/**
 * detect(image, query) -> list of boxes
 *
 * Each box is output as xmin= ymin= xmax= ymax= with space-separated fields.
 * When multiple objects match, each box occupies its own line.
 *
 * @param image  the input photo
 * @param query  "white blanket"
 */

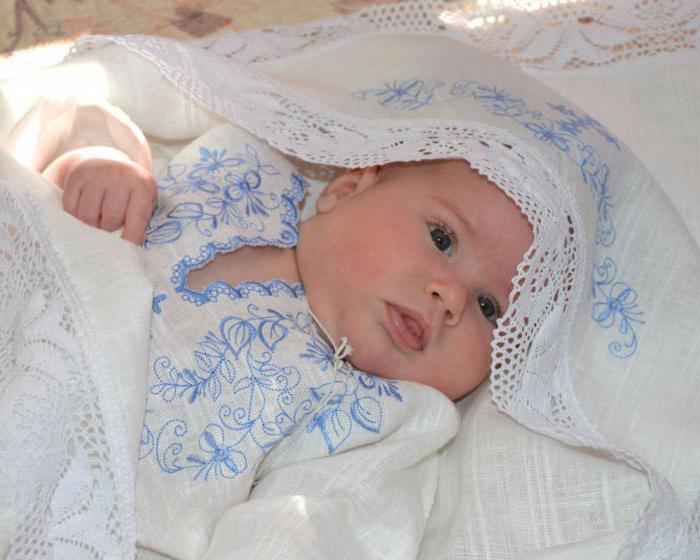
xmin=0 ymin=150 xmax=151 ymax=558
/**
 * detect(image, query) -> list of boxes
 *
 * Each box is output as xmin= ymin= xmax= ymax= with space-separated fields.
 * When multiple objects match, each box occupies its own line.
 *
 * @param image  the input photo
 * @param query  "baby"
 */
xmin=5 ymin=99 xmax=532 ymax=558
xmin=5 ymin=99 xmax=531 ymax=401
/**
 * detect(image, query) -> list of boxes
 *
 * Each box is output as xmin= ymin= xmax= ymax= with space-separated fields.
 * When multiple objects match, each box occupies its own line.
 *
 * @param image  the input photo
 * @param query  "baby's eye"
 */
xmin=428 ymin=223 xmax=453 ymax=256
xmin=478 ymin=294 xmax=500 ymax=324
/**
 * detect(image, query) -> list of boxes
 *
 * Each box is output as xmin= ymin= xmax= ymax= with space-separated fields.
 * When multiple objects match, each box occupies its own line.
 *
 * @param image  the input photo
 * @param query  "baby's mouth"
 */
xmin=385 ymin=303 xmax=428 ymax=352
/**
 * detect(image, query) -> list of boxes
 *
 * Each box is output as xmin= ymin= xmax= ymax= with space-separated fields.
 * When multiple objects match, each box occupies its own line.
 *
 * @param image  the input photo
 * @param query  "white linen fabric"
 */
xmin=1 ymin=0 xmax=699 ymax=558
xmin=538 ymin=58 xmax=700 ymax=247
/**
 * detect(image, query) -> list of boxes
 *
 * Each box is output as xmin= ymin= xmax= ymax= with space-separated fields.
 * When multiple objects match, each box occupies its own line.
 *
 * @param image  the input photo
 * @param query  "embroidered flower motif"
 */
xmin=190 ymin=147 xmax=244 ymax=184
xmin=591 ymin=257 xmax=644 ymax=358
xmin=352 ymin=79 xmax=444 ymax=110
xmin=548 ymin=103 xmax=621 ymax=150
xmin=222 ymin=169 xmax=274 ymax=229
xmin=471 ymin=84 xmax=522 ymax=105
xmin=146 ymin=142 xmax=288 ymax=246
xmin=299 ymin=334 xmax=336 ymax=372
xmin=186 ymin=424 xmax=247 ymax=480
xmin=523 ymin=120 xmax=573 ymax=152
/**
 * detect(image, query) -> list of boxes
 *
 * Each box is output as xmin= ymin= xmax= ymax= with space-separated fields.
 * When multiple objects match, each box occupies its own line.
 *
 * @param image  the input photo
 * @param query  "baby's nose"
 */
xmin=425 ymin=277 xmax=466 ymax=326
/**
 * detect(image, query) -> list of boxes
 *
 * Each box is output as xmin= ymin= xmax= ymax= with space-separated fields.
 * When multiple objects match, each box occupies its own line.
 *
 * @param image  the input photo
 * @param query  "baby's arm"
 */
xmin=3 ymin=99 xmax=157 ymax=244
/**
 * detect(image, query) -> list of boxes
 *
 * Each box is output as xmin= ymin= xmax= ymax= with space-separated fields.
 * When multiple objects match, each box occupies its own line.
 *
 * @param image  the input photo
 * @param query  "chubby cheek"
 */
xmin=425 ymin=326 xmax=494 ymax=400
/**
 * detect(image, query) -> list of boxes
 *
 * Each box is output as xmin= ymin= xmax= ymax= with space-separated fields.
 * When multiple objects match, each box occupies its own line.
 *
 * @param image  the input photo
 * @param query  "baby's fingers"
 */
xmin=100 ymin=183 xmax=130 ymax=232
xmin=122 ymin=186 xmax=156 ymax=245
xmin=62 ymin=179 xmax=82 ymax=217
xmin=75 ymin=183 xmax=106 ymax=228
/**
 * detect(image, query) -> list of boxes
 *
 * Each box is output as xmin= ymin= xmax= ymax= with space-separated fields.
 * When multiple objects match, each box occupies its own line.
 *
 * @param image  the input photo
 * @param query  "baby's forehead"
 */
xmin=381 ymin=159 xmax=495 ymax=196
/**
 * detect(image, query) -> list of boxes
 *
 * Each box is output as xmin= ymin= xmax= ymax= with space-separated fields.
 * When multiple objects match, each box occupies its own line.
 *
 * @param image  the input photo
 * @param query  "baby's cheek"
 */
xmin=449 ymin=327 xmax=494 ymax=393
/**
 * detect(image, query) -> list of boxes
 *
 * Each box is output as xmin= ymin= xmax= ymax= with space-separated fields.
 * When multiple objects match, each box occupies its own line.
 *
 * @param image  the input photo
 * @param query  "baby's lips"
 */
xmin=401 ymin=314 xmax=426 ymax=347
xmin=385 ymin=303 xmax=431 ymax=352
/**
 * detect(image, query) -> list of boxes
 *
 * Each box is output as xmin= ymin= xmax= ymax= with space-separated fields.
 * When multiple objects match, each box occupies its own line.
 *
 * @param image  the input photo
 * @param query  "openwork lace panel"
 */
xmin=0 ymin=187 xmax=136 ymax=559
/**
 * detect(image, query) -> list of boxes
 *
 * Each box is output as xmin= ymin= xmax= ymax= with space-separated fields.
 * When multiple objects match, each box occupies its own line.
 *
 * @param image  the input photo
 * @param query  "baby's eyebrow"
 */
xmin=430 ymin=195 xmax=475 ymax=237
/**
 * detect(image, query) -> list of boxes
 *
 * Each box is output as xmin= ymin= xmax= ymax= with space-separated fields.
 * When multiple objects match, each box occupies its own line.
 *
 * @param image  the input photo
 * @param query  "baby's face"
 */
xmin=296 ymin=160 xmax=532 ymax=400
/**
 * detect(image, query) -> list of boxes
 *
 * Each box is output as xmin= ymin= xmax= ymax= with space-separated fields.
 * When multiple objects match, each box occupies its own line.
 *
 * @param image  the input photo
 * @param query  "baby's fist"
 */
xmin=46 ymin=146 xmax=157 ymax=244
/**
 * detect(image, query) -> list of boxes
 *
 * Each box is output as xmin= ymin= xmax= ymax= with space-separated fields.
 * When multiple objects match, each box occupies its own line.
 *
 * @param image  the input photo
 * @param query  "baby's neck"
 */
xmin=186 ymin=246 xmax=301 ymax=292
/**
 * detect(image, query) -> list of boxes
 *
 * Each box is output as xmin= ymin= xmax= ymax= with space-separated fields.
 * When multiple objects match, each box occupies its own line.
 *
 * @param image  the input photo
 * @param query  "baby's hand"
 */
xmin=44 ymin=146 xmax=158 ymax=244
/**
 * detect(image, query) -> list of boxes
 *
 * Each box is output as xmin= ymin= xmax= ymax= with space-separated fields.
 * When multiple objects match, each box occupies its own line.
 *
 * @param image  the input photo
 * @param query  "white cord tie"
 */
xmin=333 ymin=336 xmax=353 ymax=367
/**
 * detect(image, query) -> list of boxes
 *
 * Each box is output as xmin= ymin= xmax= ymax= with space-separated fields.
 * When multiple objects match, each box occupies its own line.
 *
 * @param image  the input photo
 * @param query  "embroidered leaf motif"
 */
xmin=258 ymin=316 xmax=289 ymax=352
xmin=189 ymin=178 xmax=220 ymax=194
xmin=221 ymin=317 xmax=255 ymax=358
xmin=168 ymin=201 xmax=206 ymax=219
xmin=309 ymin=407 xmax=352 ymax=454
xmin=327 ymin=409 xmax=352 ymax=453
xmin=232 ymin=376 xmax=253 ymax=394
xmin=195 ymin=333 xmax=236 ymax=384
xmin=351 ymin=396 xmax=382 ymax=433
xmin=310 ymin=381 xmax=345 ymax=406
xmin=146 ymin=221 xmax=182 ymax=245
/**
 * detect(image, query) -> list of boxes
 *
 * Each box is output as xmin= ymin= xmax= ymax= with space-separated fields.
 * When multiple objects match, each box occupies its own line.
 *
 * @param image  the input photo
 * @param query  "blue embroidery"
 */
xmin=299 ymin=336 xmax=402 ymax=402
xmin=152 ymin=293 xmax=167 ymax=314
xmin=299 ymin=333 xmax=336 ymax=372
xmin=164 ymin=170 xmax=305 ymax=305
xmin=142 ymin=307 xmax=402 ymax=480
xmin=357 ymin=372 xmax=403 ymax=402
xmin=591 ymin=257 xmax=644 ymax=358
xmin=297 ymin=331 xmax=401 ymax=453
xmin=145 ymin=143 xmax=285 ymax=247
xmin=151 ymin=145 xmax=307 ymax=304
xmin=454 ymin=80 xmax=618 ymax=247
xmin=352 ymin=79 xmax=444 ymax=110
xmin=139 ymin=408 xmax=155 ymax=460
xmin=547 ymin=103 xmax=621 ymax=150
xmin=306 ymin=377 xmax=382 ymax=454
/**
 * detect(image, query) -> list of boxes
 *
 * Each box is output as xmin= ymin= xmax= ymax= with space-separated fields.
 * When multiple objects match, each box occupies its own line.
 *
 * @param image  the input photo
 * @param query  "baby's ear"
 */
xmin=316 ymin=166 xmax=380 ymax=213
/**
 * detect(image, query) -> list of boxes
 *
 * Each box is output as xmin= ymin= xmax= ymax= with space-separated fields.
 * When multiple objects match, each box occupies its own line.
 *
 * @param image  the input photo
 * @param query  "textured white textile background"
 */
xmin=1 ymin=1 xmax=699 ymax=558
xmin=539 ymin=59 xmax=700 ymax=247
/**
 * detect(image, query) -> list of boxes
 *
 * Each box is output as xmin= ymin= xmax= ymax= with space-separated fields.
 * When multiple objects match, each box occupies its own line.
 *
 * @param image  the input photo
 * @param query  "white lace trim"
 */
xmin=0 ymin=186 xmax=136 ymax=559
